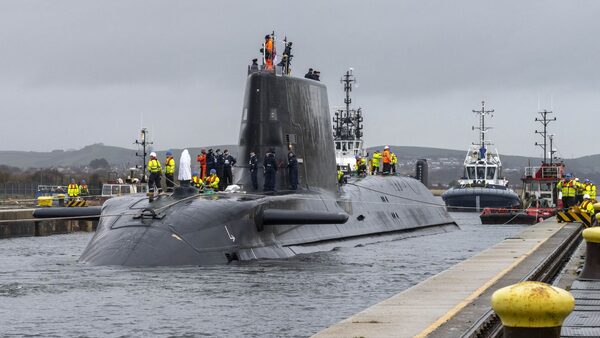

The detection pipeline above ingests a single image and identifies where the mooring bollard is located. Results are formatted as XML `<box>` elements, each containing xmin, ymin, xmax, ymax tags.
<box><xmin>580</xmin><ymin>227</ymin><xmax>600</xmax><ymax>279</ymax></box>
<box><xmin>491</xmin><ymin>281</ymin><xmax>574</xmax><ymax>338</ymax></box>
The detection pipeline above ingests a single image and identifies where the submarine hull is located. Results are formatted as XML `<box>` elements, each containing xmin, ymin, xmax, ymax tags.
<box><xmin>441</xmin><ymin>187</ymin><xmax>521</xmax><ymax>212</ymax></box>
<box><xmin>79</xmin><ymin>176</ymin><xmax>456</xmax><ymax>266</ymax></box>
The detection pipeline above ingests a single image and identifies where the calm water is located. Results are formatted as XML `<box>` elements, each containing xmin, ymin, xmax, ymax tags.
<box><xmin>0</xmin><ymin>213</ymin><xmax>526</xmax><ymax>337</ymax></box>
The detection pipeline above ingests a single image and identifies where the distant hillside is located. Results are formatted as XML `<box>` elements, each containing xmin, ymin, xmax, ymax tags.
<box><xmin>3</xmin><ymin>143</ymin><xmax>600</xmax><ymax>186</ymax></box>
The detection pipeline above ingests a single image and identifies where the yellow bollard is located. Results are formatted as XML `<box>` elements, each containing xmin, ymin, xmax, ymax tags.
<box><xmin>491</xmin><ymin>281</ymin><xmax>574</xmax><ymax>338</ymax></box>
<box><xmin>580</xmin><ymin>227</ymin><xmax>600</xmax><ymax>279</ymax></box>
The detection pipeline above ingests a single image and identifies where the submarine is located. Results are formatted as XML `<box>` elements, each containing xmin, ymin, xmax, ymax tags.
<box><xmin>75</xmin><ymin>37</ymin><xmax>457</xmax><ymax>266</ymax></box>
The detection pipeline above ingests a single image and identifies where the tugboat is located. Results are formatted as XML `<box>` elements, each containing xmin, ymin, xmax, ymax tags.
<box><xmin>333</xmin><ymin>68</ymin><xmax>367</xmax><ymax>175</ymax></box>
<box><xmin>442</xmin><ymin>101</ymin><xmax>520</xmax><ymax>212</ymax></box>
<box><xmin>480</xmin><ymin>110</ymin><xmax>564</xmax><ymax>224</ymax></box>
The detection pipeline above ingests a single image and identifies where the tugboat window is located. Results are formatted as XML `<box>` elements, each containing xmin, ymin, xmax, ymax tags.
<box><xmin>476</xmin><ymin>166</ymin><xmax>485</xmax><ymax>180</ymax></box>
<box><xmin>466</xmin><ymin>167</ymin><xmax>475</xmax><ymax>179</ymax></box>
<box><xmin>486</xmin><ymin>167</ymin><xmax>496</xmax><ymax>179</ymax></box>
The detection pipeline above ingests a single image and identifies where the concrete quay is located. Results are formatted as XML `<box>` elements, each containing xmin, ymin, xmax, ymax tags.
<box><xmin>313</xmin><ymin>217</ymin><xmax>581</xmax><ymax>338</ymax></box>
<box><xmin>0</xmin><ymin>208</ymin><xmax>97</xmax><ymax>238</ymax></box>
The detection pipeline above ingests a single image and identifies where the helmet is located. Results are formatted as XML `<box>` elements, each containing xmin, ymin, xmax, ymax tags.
<box><xmin>201</xmin><ymin>148</ymin><xmax>206</xmax><ymax>153</ymax></box>
<box><xmin>575</xmin><ymin>178</ymin><xmax>580</xmax><ymax>181</ymax></box>
<box><xmin>193</xmin><ymin>171</ymin><xmax>199</xmax><ymax>176</ymax></box>
<box><xmin>71</xmin><ymin>178</ymin><xmax>75</xmax><ymax>183</ymax></box>
<box><xmin>166</xmin><ymin>150</ymin><xmax>172</xmax><ymax>156</ymax></box>
<box><xmin>210</xmin><ymin>169</ymin><xmax>217</xmax><ymax>174</ymax></box>
<box><xmin>585</xmin><ymin>179</ymin><xmax>590</xmax><ymax>183</ymax></box>
<box><xmin>81</xmin><ymin>179</ymin><xmax>86</xmax><ymax>184</ymax></box>
<box><xmin>150</xmin><ymin>152</ymin><xmax>157</xmax><ymax>157</ymax></box>
<box><xmin>384</xmin><ymin>146</ymin><xmax>390</xmax><ymax>150</ymax></box>
<box><xmin>565</xmin><ymin>173</ymin><xmax>572</xmax><ymax>179</ymax></box>
<box><xmin>584</xmin><ymin>194</ymin><xmax>591</xmax><ymax>199</ymax></box>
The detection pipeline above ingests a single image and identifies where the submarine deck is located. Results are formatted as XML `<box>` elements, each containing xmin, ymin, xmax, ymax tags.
<box><xmin>312</xmin><ymin>217</ymin><xmax>580</xmax><ymax>337</ymax></box>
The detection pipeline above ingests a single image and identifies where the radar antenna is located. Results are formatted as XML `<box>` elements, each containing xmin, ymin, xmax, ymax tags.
<box><xmin>472</xmin><ymin>101</ymin><xmax>494</xmax><ymax>148</ymax></box>
<box><xmin>134</xmin><ymin>128</ymin><xmax>152</xmax><ymax>183</ymax></box>
<box><xmin>534</xmin><ymin>110</ymin><xmax>557</xmax><ymax>164</ymax></box>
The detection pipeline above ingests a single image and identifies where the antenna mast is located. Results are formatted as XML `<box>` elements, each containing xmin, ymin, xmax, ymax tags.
<box><xmin>534</xmin><ymin>110</ymin><xmax>556</xmax><ymax>164</ymax></box>
<box><xmin>134</xmin><ymin>128</ymin><xmax>153</xmax><ymax>183</ymax></box>
<box><xmin>333</xmin><ymin>69</ymin><xmax>363</xmax><ymax>141</ymax></box>
<box><xmin>472</xmin><ymin>101</ymin><xmax>494</xmax><ymax>147</ymax></box>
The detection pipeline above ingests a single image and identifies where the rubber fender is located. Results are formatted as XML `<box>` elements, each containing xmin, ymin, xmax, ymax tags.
<box><xmin>32</xmin><ymin>207</ymin><xmax>102</xmax><ymax>219</ymax></box>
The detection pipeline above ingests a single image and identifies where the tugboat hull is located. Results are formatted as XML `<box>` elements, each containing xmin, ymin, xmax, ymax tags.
<box><xmin>442</xmin><ymin>187</ymin><xmax>521</xmax><ymax>212</ymax></box>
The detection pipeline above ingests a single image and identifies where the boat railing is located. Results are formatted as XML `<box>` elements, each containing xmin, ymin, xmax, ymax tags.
<box><xmin>523</xmin><ymin>166</ymin><xmax>562</xmax><ymax>179</ymax></box>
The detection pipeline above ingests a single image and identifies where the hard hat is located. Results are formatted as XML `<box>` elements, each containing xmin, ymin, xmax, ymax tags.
<box><xmin>150</xmin><ymin>152</ymin><xmax>157</xmax><ymax>157</ymax></box>
<box><xmin>210</xmin><ymin>169</ymin><xmax>217</xmax><ymax>174</ymax></box>
<box><xmin>585</xmin><ymin>179</ymin><xmax>590</xmax><ymax>183</ymax></box>
<box><xmin>384</xmin><ymin>146</ymin><xmax>390</xmax><ymax>150</ymax></box>
<box><xmin>192</xmin><ymin>171</ymin><xmax>198</xmax><ymax>176</ymax></box>
<box><xmin>575</xmin><ymin>178</ymin><xmax>580</xmax><ymax>181</ymax></box>
<box><xmin>166</xmin><ymin>150</ymin><xmax>172</xmax><ymax>156</ymax></box>
<box><xmin>81</xmin><ymin>179</ymin><xmax>86</xmax><ymax>184</ymax></box>
<box><xmin>584</xmin><ymin>194</ymin><xmax>591</xmax><ymax>199</ymax></box>
<box><xmin>565</xmin><ymin>173</ymin><xmax>572</xmax><ymax>179</ymax></box>
<box><xmin>71</xmin><ymin>178</ymin><xmax>75</xmax><ymax>183</ymax></box>
<box><xmin>201</xmin><ymin>148</ymin><xmax>206</xmax><ymax>153</ymax></box>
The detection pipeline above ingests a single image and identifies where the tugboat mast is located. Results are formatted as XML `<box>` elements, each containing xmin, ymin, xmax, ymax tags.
<box><xmin>134</xmin><ymin>128</ymin><xmax>152</xmax><ymax>183</ymax></box>
<box><xmin>333</xmin><ymin>69</ymin><xmax>363</xmax><ymax>141</ymax></box>
<box><xmin>472</xmin><ymin>101</ymin><xmax>494</xmax><ymax>148</ymax></box>
<box><xmin>534</xmin><ymin>110</ymin><xmax>557</xmax><ymax>165</ymax></box>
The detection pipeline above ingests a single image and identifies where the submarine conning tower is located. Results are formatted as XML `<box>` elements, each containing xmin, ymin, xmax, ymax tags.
<box><xmin>236</xmin><ymin>71</ymin><xmax>338</xmax><ymax>192</ymax></box>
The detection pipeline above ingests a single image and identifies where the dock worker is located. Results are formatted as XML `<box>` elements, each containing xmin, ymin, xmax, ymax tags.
<box><xmin>178</xmin><ymin>149</ymin><xmax>191</xmax><ymax>187</ymax></box>
<box><xmin>222</xmin><ymin>149</ymin><xmax>237</xmax><ymax>190</ymax></box>
<box><xmin>192</xmin><ymin>171</ymin><xmax>204</xmax><ymax>189</ymax></box>
<box><xmin>371</xmin><ymin>151</ymin><xmax>381</xmax><ymax>175</ymax></box>
<box><xmin>337</xmin><ymin>168</ymin><xmax>345</xmax><ymax>184</ymax></box>
<box><xmin>263</xmin><ymin>148</ymin><xmax>278</xmax><ymax>192</ymax></box>
<box><xmin>390</xmin><ymin>152</ymin><xmax>398</xmax><ymax>175</ymax></box>
<box><xmin>147</xmin><ymin>152</ymin><xmax>163</xmax><ymax>194</ymax></box>
<box><xmin>287</xmin><ymin>151</ymin><xmax>299</xmax><ymax>190</ymax></box>
<box><xmin>249</xmin><ymin>151</ymin><xmax>259</xmax><ymax>190</ymax></box>
<box><xmin>68</xmin><ymin>179</ymin><xmax>79</xmax><ymax>198</ymax></box>
<box><xmin>356</xmin><ymin>155</ymin><xmax>367</xmax><ymax>176</ymax></box>
<box><xmin>580</xmin><ymin>194</ymin><xmax>596</xmax><ymax>217</ymax></box>
<box><xmin>197</xmin><ymin>149</ymin><xmax>207</xmax><ymax>179</ymax></box>
<box><xmin>583</xmin><ymin>179</ymin><xmax>597</xmax><ymax>200</ymax></box>
<box><xmin>204</xmin><ymin>169</ymin><xmax>220</xmax><ymax>190</ymax></box>
<box><xmin>165</xmin><ymin>150</ymin><xmax>176</xmax><ymax>192</ymax></box>
<box><xmin>557</xmin><ymin>173</ymin><xmax>577</xmax><ymax>208</ymax></box>
<box><xmin>575</xmin><ymin>177</ymin><xmax>584</xmax><ymax>204</ymax></box>
<box><xmin>79</xmin><ymin>179</ymin><xmax>89</xmax><ymax>196</ymax></box>
<box><xmin>382</xmin><ymin>146</ymin><xmax>391</xmax><ymax>175</ymax></box>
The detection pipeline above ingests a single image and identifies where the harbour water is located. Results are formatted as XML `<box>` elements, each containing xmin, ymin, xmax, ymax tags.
<box><xmin>0</xmin><ymin>212</ymin><xmax>526</xmax><ymax>337</ymax></box>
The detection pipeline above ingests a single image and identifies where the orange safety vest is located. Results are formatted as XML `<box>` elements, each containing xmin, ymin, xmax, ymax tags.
<box><xmin>382</xmin><ymin>150</ymin><xmax>391</xmax><ymax>164</ymax></box>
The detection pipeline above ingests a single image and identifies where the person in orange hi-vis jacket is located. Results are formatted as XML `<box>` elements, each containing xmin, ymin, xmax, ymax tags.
<box><xmin>197</xmin><ymin>149</ymin><xmax>207</xmax><ymax>179</ymax></box>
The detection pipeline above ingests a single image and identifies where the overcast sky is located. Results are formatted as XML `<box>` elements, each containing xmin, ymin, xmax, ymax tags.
<box><xmin>0</xmin><ymin>1</ymin><xmax>598</xmax><ymax>158</ymax></box>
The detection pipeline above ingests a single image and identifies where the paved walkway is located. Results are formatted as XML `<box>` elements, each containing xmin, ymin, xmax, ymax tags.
<box><xmin>312</xmin><ymin>219</ymin><xmax>568</xmax><ymax>338</ymax></box>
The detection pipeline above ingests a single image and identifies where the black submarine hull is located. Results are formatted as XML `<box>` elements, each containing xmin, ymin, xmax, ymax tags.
<box><xmin>78</xmin><ymin>71</ymin><xmax>456</xmax><ymax>266</ymax></box>
<box><xmin>79</xmin><ymin>176</ymin><xmax>456</xmax><ymax>266</ymax></box>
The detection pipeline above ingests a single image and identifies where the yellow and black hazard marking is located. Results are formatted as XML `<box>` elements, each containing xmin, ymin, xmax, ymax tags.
<box><xmin>66</xmin><ymin>199</ymin><xmax>87</xmax><ymax>207</ymax></box>
<box><xmin>557</xmin><ymin>210</ymin><xmax>592</xmax><ymax>226</ymax></box>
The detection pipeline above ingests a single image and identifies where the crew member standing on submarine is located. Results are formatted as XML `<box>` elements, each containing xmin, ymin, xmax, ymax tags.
<box><xmin>263</xmin><ymin>148</ymin><xmax>277</xmax><ymax>192</ymax></box>
<box><xmin>164</xmin><ymin>150</ymin><xmax>175</xmax><ymax>192</ymax></box>
<box><xmin>147</xmin><ymin>152</ymin><xmax>162</xmax><ymax>194</ymax></box>
<box><xmin>197</xmin><ymin>149</ymin><xmax>207</xmax><ymax>179</ymax></box>
<box><xmin>222</xmin><ymin>149</ymin><xmax>236</xmax><ymax>190</ymax></box>
<box><xmin>215</xmin><ymin>149</ymin><xmax>225</xmax><ymax>190</ymax></box>
<box><xmin>249</xmin><ymin>151</ymin><xmax>259</xmax><ymax>190</ymax></box>
<box><xmin>287</xmin><ymin>151</ymin><xmax>299</xmax><ymax>190</ymax></box>
<box><xmin>262</xmin><ymin>34</ymin><xmax>274</xmax><ymax>70</ymax></box>
<box><xmin>205</xmin><ymin>149</ymin><xmax>215</xmax><ymax>176</ymax></box>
